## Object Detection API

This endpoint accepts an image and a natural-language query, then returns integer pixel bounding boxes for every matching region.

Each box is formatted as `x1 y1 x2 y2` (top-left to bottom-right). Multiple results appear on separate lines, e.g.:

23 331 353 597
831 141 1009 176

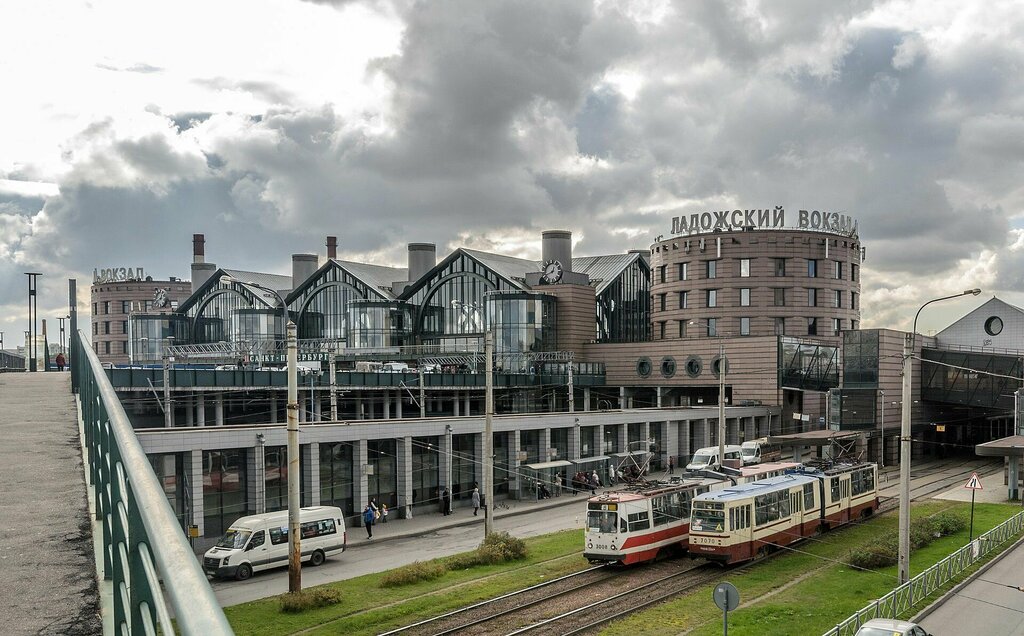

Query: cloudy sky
2 0 1022 346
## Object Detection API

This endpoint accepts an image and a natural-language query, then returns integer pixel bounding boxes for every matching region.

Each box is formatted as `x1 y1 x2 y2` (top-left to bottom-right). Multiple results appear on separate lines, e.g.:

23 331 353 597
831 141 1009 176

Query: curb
348 493 589 547
913 530 1024 624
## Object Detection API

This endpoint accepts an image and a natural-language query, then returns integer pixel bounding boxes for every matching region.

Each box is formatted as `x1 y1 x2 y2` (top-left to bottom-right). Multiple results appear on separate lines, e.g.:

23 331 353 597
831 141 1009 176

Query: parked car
685 445 742 471
854 619 932 636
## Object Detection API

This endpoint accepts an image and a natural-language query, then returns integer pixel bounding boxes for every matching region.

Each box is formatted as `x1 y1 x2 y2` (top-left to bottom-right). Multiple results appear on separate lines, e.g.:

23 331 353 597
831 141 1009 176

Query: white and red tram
688 463 879 564
583 462 805 566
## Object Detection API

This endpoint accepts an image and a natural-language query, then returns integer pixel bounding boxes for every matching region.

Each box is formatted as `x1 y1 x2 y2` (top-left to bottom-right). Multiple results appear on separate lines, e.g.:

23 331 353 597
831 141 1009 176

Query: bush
445 552 485 570
928 512 967 537
379 561 448 588
280 588 342 613
849 542 898 569
444 532 529 570
847 511 969 570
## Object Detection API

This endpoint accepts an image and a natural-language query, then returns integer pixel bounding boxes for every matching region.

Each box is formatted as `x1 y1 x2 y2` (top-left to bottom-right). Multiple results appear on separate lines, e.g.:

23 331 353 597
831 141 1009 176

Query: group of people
438 485 483 516
571 470 602 495
361 498 389 539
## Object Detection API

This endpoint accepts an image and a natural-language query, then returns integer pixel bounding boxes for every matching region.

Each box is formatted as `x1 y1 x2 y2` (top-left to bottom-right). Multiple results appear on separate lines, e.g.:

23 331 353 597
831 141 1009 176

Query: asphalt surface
0 372 100 635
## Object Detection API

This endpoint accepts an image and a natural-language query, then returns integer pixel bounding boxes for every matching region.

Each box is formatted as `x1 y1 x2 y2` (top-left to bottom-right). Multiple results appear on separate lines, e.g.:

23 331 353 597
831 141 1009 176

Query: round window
984 316 1003 336
711 356 729 378
636 356 653 378
685 355 702 378
660 356 676 378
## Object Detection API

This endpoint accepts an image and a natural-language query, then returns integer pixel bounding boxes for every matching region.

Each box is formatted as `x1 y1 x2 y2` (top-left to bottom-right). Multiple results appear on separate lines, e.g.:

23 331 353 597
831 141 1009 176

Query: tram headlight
587 542 593 549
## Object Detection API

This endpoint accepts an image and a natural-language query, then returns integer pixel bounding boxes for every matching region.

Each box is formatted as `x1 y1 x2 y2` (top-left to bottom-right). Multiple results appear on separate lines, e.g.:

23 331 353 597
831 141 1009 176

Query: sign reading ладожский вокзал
670 206 858 238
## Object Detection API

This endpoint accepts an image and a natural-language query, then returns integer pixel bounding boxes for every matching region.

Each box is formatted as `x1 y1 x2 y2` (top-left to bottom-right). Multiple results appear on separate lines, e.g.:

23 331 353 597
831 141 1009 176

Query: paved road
212 494 591 607
0 373 100 635
920 537 1024 636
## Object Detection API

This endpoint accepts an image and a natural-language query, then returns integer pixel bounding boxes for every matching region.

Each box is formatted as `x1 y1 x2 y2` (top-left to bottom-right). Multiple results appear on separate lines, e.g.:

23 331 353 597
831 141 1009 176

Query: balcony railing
75 330 233 635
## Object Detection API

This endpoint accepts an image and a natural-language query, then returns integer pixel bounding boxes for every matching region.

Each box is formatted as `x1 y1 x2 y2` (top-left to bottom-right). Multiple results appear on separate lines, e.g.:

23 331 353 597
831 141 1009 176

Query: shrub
847 510 969 570
445 552 485 570
928 512 967 537
280 588 342 613
379 561 447 588
849 542 898 569
479 532 528 563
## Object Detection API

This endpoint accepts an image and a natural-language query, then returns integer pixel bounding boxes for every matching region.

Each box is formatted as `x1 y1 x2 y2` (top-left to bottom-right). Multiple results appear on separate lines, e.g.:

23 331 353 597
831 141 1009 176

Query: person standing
363 504 375 539
442 487 452 516
607 463 615 485
381 503 389 523
471 487 481 516
667 456 674 474
55 352 66 372
555 473 563 496
589 471 600 496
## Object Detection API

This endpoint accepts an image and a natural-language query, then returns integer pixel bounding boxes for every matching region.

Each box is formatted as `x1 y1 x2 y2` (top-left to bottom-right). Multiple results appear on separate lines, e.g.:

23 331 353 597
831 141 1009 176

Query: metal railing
75 330 233 635
822 509 1024 636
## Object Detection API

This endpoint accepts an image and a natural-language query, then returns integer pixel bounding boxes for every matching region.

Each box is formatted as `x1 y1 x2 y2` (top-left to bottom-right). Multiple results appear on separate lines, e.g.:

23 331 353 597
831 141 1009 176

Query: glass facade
597 257 651 343
779 337 840 391
319 442 354 517
128 314 190 363
264 445 288 512
367 439 397 509
348 300 412 348
234 309 284 343
202 449 249 537
843 330 879 388
520 429 541 464
148 453 186 531
486 292 557 363
188 282 270 344
288 263 388 341
494 432 511 495
412 436 440 507
451 433 477 499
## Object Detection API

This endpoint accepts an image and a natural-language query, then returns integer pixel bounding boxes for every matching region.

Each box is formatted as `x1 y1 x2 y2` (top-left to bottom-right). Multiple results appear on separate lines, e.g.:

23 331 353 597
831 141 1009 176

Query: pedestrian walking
555 473 562 496
589 470 600 495
607 463 615 485
55 352 66 372
441 487 452 516
471 487 481 516
381 503 389 523
363 504 375 539
667 456 674 474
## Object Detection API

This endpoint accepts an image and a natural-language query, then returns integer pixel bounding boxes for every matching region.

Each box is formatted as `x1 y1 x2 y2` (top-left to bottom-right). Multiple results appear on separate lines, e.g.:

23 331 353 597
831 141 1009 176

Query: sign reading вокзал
670 206 858 238
94 267 146 283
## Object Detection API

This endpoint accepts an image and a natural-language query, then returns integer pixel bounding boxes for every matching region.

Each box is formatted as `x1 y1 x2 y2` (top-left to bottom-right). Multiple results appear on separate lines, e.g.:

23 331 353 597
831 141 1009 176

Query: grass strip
225 528 589 636
599 502 1021 636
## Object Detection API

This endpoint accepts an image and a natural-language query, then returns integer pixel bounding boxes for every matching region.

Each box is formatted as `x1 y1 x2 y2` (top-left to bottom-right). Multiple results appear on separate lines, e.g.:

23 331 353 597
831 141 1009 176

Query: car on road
854 618 932 636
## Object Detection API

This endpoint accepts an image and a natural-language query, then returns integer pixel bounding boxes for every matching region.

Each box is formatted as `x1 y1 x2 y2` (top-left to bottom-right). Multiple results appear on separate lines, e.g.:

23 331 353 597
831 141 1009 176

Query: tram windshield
587 511 618 534
690 504 725 533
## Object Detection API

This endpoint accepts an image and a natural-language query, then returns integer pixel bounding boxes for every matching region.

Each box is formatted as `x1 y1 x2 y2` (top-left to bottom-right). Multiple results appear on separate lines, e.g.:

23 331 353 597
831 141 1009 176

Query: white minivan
740 438 782 465
685 445 742 471
203 506 346 580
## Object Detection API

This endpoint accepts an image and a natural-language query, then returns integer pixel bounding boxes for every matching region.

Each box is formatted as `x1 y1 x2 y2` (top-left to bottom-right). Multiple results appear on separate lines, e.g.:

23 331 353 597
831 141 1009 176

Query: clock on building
153 288 169 309
541 259 563 284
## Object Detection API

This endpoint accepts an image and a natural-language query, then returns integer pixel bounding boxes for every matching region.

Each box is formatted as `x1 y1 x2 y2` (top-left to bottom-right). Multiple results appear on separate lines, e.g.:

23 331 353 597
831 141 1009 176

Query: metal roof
975 435 1024 457
221 269 292 306
696 473 818 502
331 259 407 300
572 252 645 295
460 249 535 290
767 430 861 447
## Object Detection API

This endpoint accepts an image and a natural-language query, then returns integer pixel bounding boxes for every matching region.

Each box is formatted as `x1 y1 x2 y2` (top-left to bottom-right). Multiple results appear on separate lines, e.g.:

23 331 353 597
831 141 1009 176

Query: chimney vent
326 236 337 260
407 243 436 283
193 234 205 263
292 253 318 290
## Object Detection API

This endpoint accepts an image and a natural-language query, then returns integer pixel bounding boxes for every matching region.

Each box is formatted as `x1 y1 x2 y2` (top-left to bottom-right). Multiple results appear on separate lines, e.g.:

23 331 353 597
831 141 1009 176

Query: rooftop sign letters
94 267 145 283
670 207 858 238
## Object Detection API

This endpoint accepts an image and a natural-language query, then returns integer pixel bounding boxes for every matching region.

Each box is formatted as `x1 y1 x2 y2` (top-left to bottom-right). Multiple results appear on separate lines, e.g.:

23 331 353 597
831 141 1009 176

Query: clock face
542 259 563 283
153 288 169 308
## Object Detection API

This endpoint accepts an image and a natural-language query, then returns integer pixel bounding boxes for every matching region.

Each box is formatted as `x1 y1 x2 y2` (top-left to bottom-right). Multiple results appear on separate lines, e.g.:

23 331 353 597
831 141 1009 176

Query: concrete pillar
302 443 320 507
584 387 591 411
1008 456 1020 501
617 423 628 455
540 428 552 463
384 391 391 419
397 437 413 518
248 443 266 514
744 417 755 442
665 421 680 469
453 391 460 417
354 440 369 519
593 424 603 456
396 393 403 419
568 424 581 462
464 394 471 416
474 432 485 494
439 432 453 491
700 418 711 448
641 421 650 445
186 450 205 541
656 387 663 408
196 394 206 426
270 393 278 424
619 386 627 409
214 394 224 427
313 394 321 422
185 396 194 427
509 430 521 498
680 420 692 464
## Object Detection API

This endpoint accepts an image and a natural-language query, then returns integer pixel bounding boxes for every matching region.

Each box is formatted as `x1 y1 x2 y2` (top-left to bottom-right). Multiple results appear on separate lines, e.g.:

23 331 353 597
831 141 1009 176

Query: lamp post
690 320 727 469
220 274 301 592
898 288 980 583
878 389 885 469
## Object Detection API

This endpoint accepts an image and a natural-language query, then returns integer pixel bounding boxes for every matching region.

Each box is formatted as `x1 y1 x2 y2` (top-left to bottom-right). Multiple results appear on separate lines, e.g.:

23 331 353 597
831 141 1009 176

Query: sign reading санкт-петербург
670 206 858 238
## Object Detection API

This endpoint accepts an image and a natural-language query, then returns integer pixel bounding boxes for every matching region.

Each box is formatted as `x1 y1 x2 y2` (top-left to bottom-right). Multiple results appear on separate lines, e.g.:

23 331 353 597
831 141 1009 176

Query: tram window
830 478 840 503
620 518 628 533
755 490 790 526
653 495 673 526
803 483 814 510
587 511 618 534
628 511 651 532
851 469 875 496
729 506 750 531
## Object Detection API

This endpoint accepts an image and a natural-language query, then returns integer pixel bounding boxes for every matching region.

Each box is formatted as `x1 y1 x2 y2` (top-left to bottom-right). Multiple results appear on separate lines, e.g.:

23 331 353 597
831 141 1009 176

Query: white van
740 438 782 465
203 506 346 580
382 361 410 373
685 445 743 472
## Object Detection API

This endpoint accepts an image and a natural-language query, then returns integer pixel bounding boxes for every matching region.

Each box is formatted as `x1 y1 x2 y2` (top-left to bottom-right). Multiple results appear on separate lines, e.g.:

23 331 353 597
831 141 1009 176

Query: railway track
388 459 998 636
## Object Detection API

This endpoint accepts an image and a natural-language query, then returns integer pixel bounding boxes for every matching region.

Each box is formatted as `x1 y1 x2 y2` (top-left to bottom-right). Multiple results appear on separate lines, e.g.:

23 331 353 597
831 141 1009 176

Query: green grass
599 502 1022 636
224 528 589 636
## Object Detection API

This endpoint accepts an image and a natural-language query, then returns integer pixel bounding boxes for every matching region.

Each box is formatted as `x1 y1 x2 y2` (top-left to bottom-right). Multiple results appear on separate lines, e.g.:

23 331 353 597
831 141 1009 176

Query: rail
74 329 234 635
822 509 1024 636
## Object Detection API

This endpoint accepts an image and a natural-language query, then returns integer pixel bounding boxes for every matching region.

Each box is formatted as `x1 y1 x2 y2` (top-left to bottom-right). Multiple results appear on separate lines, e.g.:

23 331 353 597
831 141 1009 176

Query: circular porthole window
984 316 1003 336
636 356 653 378
685 355 702 378
660 356 676 378
711 356 730 378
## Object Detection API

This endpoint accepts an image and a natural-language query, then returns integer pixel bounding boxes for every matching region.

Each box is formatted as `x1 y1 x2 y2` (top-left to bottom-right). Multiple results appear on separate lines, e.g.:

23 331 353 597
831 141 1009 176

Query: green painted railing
75 330 233 635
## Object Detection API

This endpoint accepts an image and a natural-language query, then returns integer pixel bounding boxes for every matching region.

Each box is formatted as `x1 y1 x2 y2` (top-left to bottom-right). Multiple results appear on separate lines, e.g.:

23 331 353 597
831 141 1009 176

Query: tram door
837 476 852 523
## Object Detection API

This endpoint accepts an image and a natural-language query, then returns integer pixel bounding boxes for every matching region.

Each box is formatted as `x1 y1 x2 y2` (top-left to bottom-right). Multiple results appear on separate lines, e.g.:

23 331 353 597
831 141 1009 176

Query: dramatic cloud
2 0 1023 343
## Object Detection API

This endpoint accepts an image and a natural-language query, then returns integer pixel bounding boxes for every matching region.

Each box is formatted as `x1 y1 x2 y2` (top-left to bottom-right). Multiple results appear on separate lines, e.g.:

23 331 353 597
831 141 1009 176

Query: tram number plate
691 536 721 546
593 544 610 550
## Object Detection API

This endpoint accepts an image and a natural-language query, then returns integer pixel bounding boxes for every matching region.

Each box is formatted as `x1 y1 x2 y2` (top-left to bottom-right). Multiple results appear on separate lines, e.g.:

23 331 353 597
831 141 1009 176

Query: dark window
658 265 667 283
707 318 718 337
851 292 859 310
706 260 717 279
659 293 667 311
659 321 666 339
93 323 98 335
121 320 128 334
104 341 110 354
679 291 688 309
803 483 814 510
247 530 265 549
807 259 818 278
739 288 750 306
678 320 686 338
834 289 842 308
122 341 129 354
851 264 858 282
679 262 688 281
103 321 110 335
203 449 249 537
835 261 843 279
774 288 786 306
320 442 354 517
807 317 818 336
808 288 817 307
122 300 131 314
774 258 787 276
707 289 718 308
740 317 750 336
103 301 111 314
775 317 785 335
627 511 651 532
92 302 97 314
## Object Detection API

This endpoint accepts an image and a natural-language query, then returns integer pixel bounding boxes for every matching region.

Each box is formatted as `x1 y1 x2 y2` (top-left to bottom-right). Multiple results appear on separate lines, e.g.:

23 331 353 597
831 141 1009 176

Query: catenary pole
484 331 494 537
287 320 301 592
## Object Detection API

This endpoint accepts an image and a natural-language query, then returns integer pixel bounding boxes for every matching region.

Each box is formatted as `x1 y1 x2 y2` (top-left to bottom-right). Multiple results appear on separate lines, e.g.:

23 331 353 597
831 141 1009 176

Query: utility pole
484 331 494 537
329 348 338 421
163 353 173 428
286 320 301 593
718 339 726 467
879 389 885 468
57 316 67 356
26 272 41 372
419 366 426 418
567 360 575 413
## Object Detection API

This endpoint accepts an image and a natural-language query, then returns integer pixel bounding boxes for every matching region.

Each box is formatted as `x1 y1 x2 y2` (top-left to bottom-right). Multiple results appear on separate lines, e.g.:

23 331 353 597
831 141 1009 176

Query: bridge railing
74 330 233 635
822 509 1024 636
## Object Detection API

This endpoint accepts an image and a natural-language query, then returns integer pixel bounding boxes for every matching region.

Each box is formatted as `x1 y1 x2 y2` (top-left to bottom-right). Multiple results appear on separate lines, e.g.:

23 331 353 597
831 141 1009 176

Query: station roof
767 430 860 447
975 435 1024 458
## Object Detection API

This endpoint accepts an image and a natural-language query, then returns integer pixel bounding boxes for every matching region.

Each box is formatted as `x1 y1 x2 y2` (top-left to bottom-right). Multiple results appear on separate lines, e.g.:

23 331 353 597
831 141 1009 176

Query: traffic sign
713 581 740 611
964 472 983 490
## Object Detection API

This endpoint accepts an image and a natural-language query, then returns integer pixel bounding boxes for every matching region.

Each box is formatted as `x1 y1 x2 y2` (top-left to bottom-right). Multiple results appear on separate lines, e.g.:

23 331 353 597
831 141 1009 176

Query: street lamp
878 389 885 469
220 274 301 593
689 320 728 470
898 288 980 583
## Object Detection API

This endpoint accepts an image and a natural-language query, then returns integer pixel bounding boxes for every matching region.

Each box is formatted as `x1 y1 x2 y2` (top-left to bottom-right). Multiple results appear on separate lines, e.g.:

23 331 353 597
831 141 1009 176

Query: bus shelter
766 430 861 464
520 460 573 499
975 435 1024 500
570 455 611 491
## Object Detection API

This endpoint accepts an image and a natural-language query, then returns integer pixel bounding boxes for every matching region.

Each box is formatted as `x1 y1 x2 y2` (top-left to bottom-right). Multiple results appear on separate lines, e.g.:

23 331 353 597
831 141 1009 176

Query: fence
822 509 1024 636
75 330 234 635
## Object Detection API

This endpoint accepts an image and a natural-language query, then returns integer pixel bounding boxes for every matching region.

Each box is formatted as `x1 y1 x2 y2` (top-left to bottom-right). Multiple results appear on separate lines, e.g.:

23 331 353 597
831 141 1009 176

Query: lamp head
219 275 236 285
965 288 981 296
